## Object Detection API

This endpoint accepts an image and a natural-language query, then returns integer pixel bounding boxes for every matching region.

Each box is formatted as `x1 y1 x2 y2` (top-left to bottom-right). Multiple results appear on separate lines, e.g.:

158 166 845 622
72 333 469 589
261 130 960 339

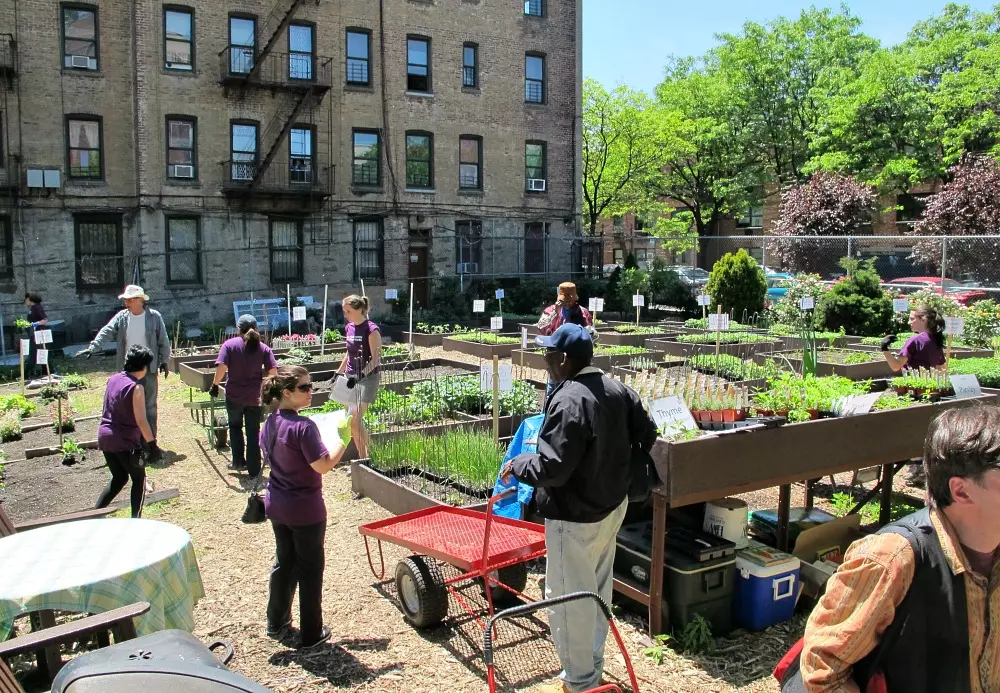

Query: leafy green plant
51 402 75 433
675 333 777 345
831 491 920 525
643 634 672 665
448 330 520 345
323 328 343 343
612 325 666 335
962 299 1000 349
381 343 411 358
818 258 893 337
765 274 827 328
14 318 30 330
872 392 916 411
615 267 650 314
60 438 85 465
38 383 69 402
689 354 776 381
0 412 22 442
61 374 88 389
684 317 750 331
706 248 767 323
368 429 508 491
0 394 37 418
678 614 715 655
593 345 648 356
277 347 314 365
948 357 1000 387
415 322 466 335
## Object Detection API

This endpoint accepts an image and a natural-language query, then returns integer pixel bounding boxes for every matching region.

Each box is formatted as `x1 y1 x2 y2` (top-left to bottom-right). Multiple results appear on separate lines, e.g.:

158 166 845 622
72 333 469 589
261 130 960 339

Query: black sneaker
299 626 331 650
266 617 292 638
228 461 247 471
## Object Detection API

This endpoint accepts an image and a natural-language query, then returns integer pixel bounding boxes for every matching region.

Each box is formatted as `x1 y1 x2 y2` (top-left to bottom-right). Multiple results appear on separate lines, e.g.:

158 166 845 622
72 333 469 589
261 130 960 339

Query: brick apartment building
0 0 582 337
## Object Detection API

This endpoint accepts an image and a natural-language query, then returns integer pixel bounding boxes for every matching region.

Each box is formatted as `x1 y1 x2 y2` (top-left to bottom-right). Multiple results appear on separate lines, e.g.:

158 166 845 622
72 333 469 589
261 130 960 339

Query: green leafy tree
706 249 767 322
818 258 893 337
615 268 649 314
648 258 697 313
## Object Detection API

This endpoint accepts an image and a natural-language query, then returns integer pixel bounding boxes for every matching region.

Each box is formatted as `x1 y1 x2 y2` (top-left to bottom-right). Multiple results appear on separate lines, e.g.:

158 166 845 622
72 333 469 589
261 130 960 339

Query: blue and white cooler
733 543 800 631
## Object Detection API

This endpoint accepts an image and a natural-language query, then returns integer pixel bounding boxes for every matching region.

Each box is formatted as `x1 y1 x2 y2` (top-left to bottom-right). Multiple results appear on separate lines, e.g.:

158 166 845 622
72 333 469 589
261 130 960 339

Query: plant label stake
944 317 965 365
320 285 329 356
496 288 504 316
632 292 644 326
19 338 29 395
697 293 711 319
57 398 63 447
893 298 909 313
286 284 292 336
37 348 50 383
492 356 500 443
473 300 485 314
408 282 415 357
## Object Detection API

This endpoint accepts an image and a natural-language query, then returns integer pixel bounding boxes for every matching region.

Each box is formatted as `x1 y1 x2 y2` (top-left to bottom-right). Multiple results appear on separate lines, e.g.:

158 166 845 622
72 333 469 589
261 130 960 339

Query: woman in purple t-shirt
336 294 382 458
260 365 351 650
881 306 947 372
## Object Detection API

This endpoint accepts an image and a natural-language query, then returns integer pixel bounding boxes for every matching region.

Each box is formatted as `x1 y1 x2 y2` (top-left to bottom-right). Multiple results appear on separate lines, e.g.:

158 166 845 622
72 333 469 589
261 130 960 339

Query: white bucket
704 498 749 549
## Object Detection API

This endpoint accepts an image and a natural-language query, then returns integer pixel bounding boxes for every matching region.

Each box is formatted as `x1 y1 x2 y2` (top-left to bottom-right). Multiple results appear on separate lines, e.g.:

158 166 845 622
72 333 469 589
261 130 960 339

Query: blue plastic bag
492 414 544 519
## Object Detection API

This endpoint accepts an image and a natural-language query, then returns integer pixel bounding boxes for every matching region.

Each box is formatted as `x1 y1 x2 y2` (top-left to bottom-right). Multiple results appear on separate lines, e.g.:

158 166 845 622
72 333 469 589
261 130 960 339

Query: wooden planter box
519 323 541 338
350 461 488 516
777 336 850 351
651 393 997 507
755 350 895 379
402 332 452 348
647 338 783 359
596 329 674 347
168 349 224 374
510 349 664 372
442 335 521 360
850 343 994 359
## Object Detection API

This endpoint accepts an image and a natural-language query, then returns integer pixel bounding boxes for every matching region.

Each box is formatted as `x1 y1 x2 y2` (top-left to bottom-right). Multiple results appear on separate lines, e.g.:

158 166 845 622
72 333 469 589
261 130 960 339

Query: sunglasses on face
294 382 313 393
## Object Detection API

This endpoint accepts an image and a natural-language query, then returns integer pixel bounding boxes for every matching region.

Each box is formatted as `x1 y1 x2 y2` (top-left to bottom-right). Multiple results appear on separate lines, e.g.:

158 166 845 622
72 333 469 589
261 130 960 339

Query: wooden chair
0 502 117 539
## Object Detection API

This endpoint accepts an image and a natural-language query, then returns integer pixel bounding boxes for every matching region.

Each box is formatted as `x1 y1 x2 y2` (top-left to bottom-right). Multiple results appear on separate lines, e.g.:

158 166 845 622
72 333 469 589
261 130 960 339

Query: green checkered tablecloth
0 518 205 641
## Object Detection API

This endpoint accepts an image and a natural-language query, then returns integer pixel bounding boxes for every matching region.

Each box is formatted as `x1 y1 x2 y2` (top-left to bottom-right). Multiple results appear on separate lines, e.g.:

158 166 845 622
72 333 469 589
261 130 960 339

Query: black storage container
614 521 736 634
51 630 273 693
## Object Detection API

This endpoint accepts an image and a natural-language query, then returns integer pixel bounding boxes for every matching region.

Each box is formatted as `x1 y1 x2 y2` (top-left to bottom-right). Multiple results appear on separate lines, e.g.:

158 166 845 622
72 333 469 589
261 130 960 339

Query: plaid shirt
537 304 593 336
801 508 1000 693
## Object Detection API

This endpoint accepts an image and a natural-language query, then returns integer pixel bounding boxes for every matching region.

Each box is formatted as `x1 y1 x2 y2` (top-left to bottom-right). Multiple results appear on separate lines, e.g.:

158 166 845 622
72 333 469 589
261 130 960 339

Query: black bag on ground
241 413 277 524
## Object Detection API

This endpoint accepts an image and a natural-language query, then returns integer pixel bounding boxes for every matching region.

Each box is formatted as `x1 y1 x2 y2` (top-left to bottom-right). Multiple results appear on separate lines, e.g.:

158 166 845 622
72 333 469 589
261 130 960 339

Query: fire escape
218 0 333 207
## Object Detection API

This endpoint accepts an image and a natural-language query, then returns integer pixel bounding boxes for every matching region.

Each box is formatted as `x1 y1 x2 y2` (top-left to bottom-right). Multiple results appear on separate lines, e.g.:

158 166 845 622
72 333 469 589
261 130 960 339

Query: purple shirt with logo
900 331 946 370
345 320 380 375
98 372 141 452
216 337 277 406
262 410 329 526
28 303 46 323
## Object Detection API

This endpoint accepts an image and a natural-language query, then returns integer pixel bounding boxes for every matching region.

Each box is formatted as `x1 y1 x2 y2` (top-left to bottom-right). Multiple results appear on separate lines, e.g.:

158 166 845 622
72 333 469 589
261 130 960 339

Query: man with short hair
797 405 1000 692
81 285 170 438
501 323 658 693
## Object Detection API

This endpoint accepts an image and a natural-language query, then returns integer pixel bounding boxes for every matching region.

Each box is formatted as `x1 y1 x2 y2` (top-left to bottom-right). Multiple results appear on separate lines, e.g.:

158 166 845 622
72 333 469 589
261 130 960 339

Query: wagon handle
480 487 518 573
363 535 385 580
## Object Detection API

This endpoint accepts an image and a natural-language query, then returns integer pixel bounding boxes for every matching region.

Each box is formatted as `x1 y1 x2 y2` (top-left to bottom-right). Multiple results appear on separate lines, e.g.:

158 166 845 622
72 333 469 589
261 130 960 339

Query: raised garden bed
0 417 99 462
510 347 662 372
757 349 895 379
442 334 521 360
849 342 994 359
647 336 783 358
596 326 674 347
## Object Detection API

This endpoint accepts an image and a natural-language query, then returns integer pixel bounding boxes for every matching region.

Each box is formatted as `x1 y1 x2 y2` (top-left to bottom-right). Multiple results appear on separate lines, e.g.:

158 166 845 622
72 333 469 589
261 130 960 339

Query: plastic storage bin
733 544 801 631
750 507 837 547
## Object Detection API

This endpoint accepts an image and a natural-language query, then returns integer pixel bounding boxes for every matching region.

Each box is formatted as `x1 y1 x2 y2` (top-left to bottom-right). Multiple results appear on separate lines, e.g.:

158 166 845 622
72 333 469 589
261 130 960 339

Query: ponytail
242 327 261 352
914 305 945 349
343 294 369 314
261 365 308 407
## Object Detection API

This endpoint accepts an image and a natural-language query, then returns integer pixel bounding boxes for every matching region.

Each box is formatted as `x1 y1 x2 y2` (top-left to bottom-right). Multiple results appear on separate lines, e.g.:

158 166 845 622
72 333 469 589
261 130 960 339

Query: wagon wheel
212 426 229 449
395 556 448 628
483 561 528 607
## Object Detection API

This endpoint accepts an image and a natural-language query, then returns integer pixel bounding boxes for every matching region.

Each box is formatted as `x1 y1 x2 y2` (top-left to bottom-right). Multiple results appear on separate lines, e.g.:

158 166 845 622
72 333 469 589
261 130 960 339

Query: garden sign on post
944 317 965 364
633 292 644 326
19 338 29 395
697 293 711 319
320 285 329 356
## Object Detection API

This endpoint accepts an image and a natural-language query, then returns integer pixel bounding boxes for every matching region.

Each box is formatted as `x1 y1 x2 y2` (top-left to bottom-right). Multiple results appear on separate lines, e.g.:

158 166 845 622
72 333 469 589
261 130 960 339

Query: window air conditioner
527 178 546 192
457 262 479 274
70 55 91 69
171 165 194 178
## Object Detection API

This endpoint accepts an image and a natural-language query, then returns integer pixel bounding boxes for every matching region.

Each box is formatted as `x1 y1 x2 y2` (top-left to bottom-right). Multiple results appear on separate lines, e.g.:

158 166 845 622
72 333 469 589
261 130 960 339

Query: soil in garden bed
371 467 491 507
312 365 475 393
0 446 108 521
0 417 100 460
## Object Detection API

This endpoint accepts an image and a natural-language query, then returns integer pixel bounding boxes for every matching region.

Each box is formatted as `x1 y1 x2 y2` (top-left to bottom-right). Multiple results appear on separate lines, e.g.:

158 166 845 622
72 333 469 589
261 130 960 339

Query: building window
353 218 384 281
166 117 196 180
407 37 430 92
66 116 102 180
228 15 255 74
897 193 930 226
525 54 545 104
736 205 763 229
524 0 543 16
455 220 482 272
0 217 11 279
74 214 122 290
346 29 370 85
352 129 380 186
613 248 624 265
270 217 303 283
459 135 482 190
405 132 433 189
288 23 313 80
62 5 98 71
462 43 478 88
230 121 258 181
163 7 193 71
524 222 547 275
166 216 201 284
525 141 546 191
290 126 314 184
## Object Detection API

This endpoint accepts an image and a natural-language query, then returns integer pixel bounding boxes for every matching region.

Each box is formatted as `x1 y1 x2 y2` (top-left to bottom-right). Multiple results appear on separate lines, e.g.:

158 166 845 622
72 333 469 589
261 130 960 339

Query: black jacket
510 368 658 523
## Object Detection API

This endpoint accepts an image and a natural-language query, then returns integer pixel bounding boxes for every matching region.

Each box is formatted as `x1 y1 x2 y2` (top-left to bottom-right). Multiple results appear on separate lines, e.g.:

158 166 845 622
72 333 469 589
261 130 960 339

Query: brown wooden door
409 246 430 309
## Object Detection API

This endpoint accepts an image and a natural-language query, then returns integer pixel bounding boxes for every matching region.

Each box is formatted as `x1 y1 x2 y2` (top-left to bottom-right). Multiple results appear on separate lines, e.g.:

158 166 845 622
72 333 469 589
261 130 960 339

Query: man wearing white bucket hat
80 285 170 438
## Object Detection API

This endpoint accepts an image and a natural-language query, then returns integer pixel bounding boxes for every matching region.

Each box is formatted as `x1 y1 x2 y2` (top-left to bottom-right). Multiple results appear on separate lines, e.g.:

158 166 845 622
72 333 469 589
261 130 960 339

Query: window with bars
230 121 257 181
269 218 303 283
290 127 314 184
524 0 543 16
455 220 482 270
525 54 545 104
228 15 255 74
407 37 430 92
166 117 196 179
166 216 201 284
405 132 433 189
0 217 11 279
74 215 122 290
524 222 547 275
462 43 478 88
163 7 193 70
346 29 370 85
352 129 380 186
353 218 384 281
66 116 102 179
288 23 313 80
62 5 98 70
525 140 546 189
459 135 482 190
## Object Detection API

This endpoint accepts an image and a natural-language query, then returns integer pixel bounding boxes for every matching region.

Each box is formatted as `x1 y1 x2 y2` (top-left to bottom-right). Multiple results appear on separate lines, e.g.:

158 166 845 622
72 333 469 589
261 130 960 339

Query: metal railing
221 160 333 196
218 46 332 90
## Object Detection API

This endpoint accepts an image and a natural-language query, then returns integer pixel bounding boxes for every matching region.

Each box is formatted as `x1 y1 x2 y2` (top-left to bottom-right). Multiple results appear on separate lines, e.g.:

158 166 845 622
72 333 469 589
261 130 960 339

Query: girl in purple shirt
260 365 351 650
881 306 947 372
336 294 382 459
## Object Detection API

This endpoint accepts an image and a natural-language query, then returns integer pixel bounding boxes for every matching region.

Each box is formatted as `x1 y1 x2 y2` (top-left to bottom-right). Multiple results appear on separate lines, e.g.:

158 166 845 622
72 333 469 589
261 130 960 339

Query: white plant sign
385 288 399 300
292 306 307 321
473 300 486 313
490 316 503 331
708 314 730 331
480 363 513 392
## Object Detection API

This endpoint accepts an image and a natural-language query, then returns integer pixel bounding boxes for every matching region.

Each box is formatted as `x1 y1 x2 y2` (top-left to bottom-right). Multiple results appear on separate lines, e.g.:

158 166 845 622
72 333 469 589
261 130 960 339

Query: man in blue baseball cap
501 323 658 693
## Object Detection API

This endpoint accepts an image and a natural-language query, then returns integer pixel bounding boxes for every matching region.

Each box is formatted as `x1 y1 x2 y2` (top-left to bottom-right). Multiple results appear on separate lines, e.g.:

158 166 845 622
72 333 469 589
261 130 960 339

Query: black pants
95 450 146 518
226 399 262 476
267 519 326 642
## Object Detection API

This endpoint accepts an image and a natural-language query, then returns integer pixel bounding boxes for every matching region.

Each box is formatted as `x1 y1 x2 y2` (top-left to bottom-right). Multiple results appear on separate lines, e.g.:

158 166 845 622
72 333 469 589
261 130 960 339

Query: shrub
38 383 69 402
0 412 21 442
51 402 75 433
958 299 1000 349
0 394 37 419
615 268 649 313
948 358 1000 387
817 258 893 337
648 259 697 313
62 374 88 389
706 249 767 323
765 274 826 329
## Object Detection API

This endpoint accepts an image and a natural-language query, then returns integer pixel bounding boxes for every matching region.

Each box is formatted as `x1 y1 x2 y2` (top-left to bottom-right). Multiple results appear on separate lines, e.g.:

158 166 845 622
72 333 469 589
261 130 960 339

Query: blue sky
583 0 999 94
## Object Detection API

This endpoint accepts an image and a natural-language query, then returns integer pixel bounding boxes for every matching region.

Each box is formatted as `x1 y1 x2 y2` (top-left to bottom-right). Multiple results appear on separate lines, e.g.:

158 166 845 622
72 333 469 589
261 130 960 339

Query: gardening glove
209 384 220 398
337 413 353 447
30 322 39 329
880 334 897 352
346 375 357 389
159 362 169 379
81 347 94 359
142 440 163 465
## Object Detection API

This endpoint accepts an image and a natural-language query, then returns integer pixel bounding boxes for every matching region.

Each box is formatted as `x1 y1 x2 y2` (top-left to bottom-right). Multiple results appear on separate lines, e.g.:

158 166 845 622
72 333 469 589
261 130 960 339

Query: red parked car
883 277 988 306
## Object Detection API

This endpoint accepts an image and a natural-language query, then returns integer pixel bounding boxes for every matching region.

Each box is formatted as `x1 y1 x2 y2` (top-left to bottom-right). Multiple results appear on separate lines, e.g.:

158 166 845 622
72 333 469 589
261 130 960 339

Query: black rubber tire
395 556 448 629
212 427 229 449
484 562 529 607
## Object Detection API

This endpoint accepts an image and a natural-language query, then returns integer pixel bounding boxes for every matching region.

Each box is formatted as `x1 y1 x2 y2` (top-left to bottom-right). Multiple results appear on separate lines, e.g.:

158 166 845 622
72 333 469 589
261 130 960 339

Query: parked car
668 266 710 288
602 264 622 277
883 276 988 306
766 272 795 300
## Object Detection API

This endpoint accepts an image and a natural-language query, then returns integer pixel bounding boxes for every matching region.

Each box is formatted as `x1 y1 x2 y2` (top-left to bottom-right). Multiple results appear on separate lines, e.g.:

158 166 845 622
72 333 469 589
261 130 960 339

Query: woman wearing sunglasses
259 365 352 649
